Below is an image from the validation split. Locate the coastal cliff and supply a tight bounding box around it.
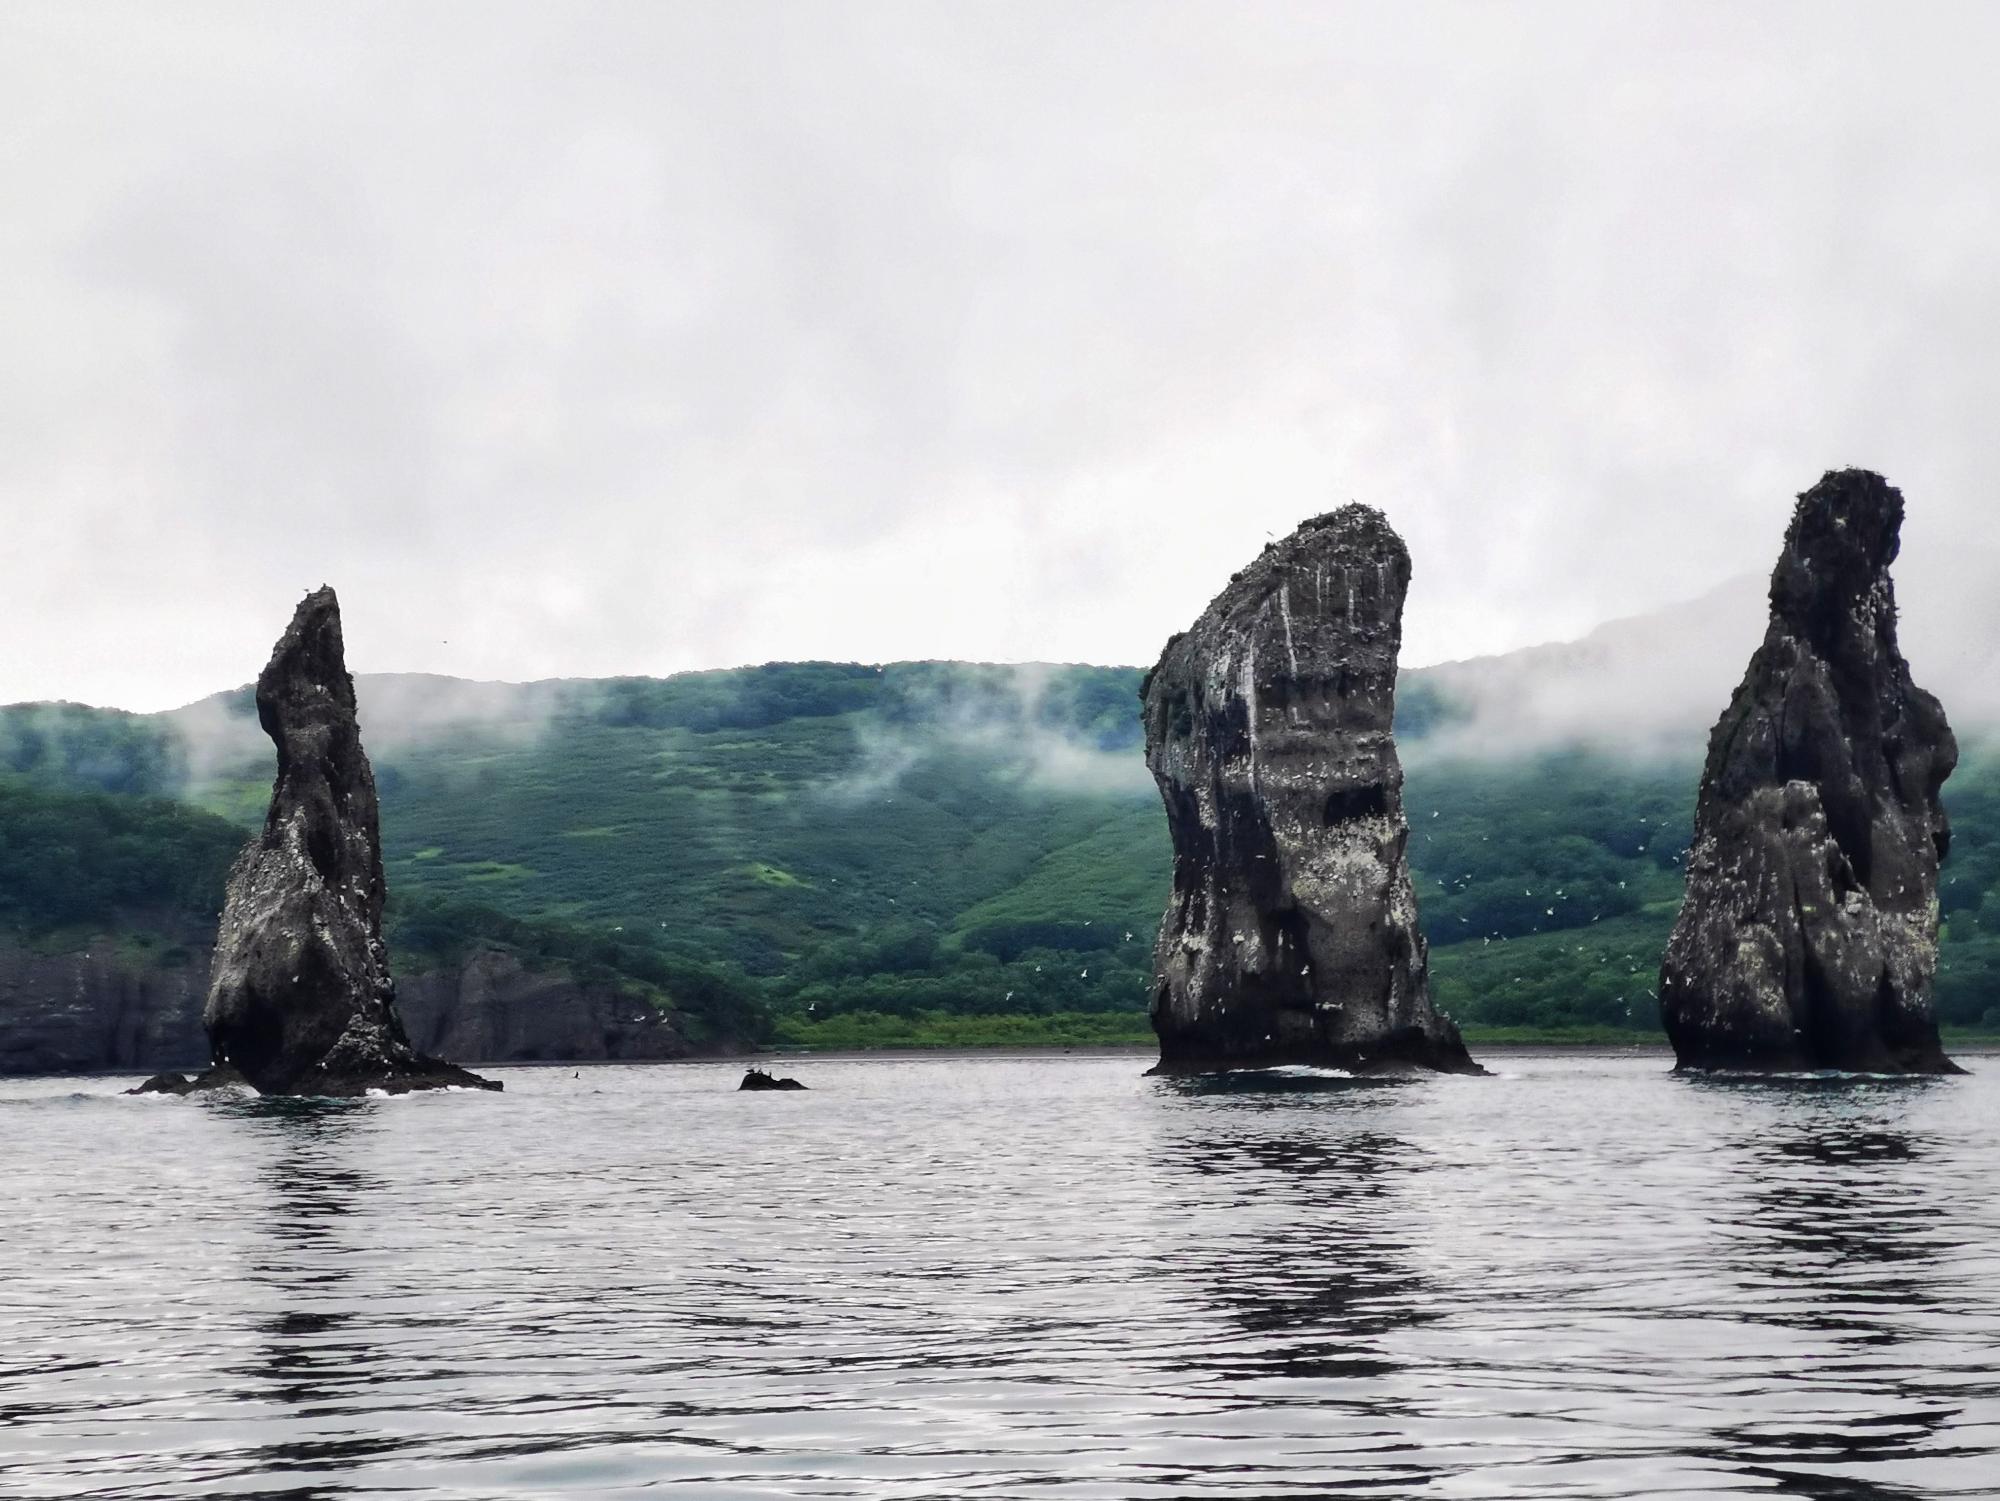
[0,933,700,1076]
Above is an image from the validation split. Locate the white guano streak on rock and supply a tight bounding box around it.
[1278,582,1300,679]
[1239,638,1260,789]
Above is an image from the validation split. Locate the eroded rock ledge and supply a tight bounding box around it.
[1660,469,1960,1073]
[1141,505,1479,1075]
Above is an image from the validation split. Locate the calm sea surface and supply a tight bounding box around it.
[4,1051,1999,1499]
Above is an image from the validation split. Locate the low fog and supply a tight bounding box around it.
[822,663,1154,803]
[162,673,573,790]
[143,538,1996,807]
[1410,540,2000,759]
[128,661,1154,805]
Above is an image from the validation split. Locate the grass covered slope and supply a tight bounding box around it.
[360,667,1169,1036]
[0,774,240,939]
[5,659,1997,1048]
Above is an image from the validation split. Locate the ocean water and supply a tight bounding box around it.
[4,1050,1999,1500]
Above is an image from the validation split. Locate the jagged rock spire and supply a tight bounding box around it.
[1660,469,1959,1073]
[203,587,499,1095]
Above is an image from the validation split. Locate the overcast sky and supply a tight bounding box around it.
[5,1,1997,711]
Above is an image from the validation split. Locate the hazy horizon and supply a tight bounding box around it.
[5,562,1750,714]
[13,550,1994,747]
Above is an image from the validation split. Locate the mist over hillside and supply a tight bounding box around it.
[1413,547,2000,758]
[99,540,2000,786]
[5,574,1997,1046]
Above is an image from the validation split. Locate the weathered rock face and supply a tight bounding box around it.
[1141,505,1478,1074]
[203,589,500,1095]
[397,950,696,1064]
[1660,470,1960,1073]
[0,925,213,1076]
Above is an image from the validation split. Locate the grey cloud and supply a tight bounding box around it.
[3,1,1998,710]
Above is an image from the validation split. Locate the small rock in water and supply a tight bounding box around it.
[126,1064,249,1096]
[739,1068,808,1092]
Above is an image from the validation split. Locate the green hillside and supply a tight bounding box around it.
[4,661,1997,1045]
[0,775,239,940]
[0,775,768,1050]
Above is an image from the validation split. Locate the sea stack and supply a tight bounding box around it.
[1660,470,1960,1073]
[203,588,500,1095]
[1141,505,1478,1074]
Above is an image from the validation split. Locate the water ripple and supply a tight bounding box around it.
[3,1052,1998,1497]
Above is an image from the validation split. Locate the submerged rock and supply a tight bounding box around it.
[738,1067,807,1091]
[1660,470,1960,1074]
[1140,505,1478,1075]
[126,1064,247,1096]
[203,588,500,1097]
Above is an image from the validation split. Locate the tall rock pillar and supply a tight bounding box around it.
[1141,505,1478,1074]
[204,587,500,1095]
[1660,470,1960,1073]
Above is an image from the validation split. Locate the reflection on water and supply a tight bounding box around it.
[1172,1124,1438,1384]
[2,1054,1999,1498]
[1165,1114,1448,1500]
[1682,1077,2000,1498]
[234,1100,402,1493]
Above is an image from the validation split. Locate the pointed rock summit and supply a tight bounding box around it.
[1141,505,1478,1074]
[203,588,500,1095]
[1661,470,1960,1073]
